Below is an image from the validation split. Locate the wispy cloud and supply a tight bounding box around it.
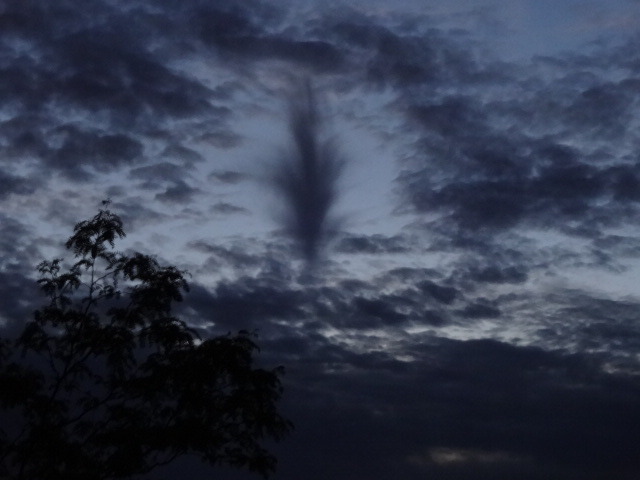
[269,79,345,263]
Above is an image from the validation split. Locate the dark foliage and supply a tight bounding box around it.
[0,202,291,480]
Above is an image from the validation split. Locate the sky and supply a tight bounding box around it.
[2,0,640,478]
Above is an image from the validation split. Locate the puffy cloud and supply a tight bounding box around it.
[2,1,640,479]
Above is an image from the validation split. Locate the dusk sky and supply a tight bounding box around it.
[2,0,640,478]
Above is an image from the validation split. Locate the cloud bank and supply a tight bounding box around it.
[2,1,640,479]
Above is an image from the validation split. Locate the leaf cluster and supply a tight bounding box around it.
[0,204,291,480]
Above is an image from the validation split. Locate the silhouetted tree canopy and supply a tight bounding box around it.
[0,202,291,480]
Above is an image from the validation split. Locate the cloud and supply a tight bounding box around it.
[155,180,200,204]
[46,127,144,180]
[396,46,640,247]
[208,170,248,184]
[195,4,344,72]
[185,278,305,331]
[210,202,250,215]
[458,301,501,319]
[408,446,528,467]
[255,334,640,480]
[269,79,345,262]
[334,233,411,254]
[0,215,48,334]
[130,162,190,185]
[418,280,458,305]
[160,144,204,164]
[0,170,39,199]
[3,2,640,479]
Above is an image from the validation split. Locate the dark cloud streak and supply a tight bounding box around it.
[270,80,345,263]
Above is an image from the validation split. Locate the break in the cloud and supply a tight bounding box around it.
[2,1,640,479]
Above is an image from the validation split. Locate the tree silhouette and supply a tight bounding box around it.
[0,202,291,480]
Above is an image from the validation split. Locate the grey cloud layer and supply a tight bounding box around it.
[2,1,640,479]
